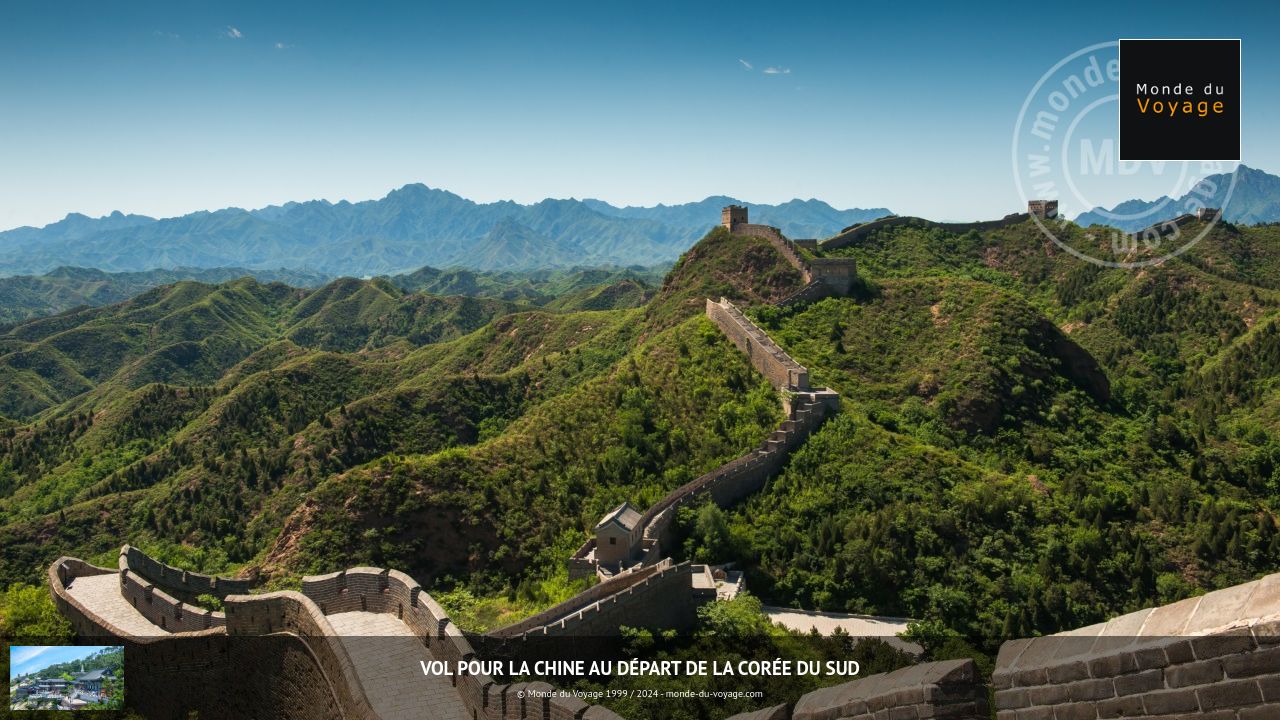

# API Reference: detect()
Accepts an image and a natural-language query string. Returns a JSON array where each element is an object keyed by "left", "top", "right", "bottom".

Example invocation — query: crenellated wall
[
  {"left": 505, "top": 562, "right": 714, "bottom": 638},
  {"left": 1130, "top": 212, "right": 1197, "bottom": 243},
  {"left": 50, "top": 548, "right": 1280, "bottom": 720},
  {"left": 633, "top": 395, "right": 829, "bottom": 556},
  {"left": 119, "top": 562, "right": 226, "bottom": 632},
  {"left": 730, "top": 223, "right": 813, "bottom": 281},
  {"left": 48, "top": 552, "right": 382, "bottom": 719},
  {"left": 494, "top": 562, "right": 669, "bottom": 637},
  {"left": 125, "top": 632, "right": 348, "bottom": 720},
  {"left": 119, "top": 543, "right": 255, "bottom": 602},
  {"left": 224, "top": 590, "right": 381, "bottom": 720},
  {"left": 707, "top": 297, "right": 810, "bottom": 391},
  {"left": 48, "top": 557, "right": 130, "bottom": 640},
  {"left": 728, "top": 221, "right": 857, "bottom": 303},
  {"left": 721, "top": 659, "right": 989, "bottom": 720},
  {"left": 994, "top": 571, "right": 1280, "bottom": 719},
  {"left": 774, "top": 280, "right": 830, "bottom": 308}
]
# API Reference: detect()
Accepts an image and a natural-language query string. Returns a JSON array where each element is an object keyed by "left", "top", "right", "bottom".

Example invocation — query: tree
[{"left": 0, "top": 583, "right": 73, "bottom": 641}]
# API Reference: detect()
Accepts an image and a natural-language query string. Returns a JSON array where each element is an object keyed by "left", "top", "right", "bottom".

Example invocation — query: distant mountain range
[
  {"left": 1076, "top": 164, "right": 1280, "bottom": 231},
  {"left": 0, "top": 188, "right": 889, "bottom": 277}
]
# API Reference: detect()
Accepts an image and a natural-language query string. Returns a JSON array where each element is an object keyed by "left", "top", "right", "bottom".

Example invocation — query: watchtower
[
  {"left": 1027, "top": 200, "right": 1059, "bottom": 219},
  {"left": 593, "top": 502, "right": 643, "bottom": 565},
  {"left": 722, "top": 204, "right": 748, "bottom": 230}
]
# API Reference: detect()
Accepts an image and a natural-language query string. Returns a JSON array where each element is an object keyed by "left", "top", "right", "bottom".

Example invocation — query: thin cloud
[
  {"left": 274, "top": 42, "right": 293, "bottom": 50},
  {"left": 153, "top": 30, "right": 180, "bottom": 40},
  {"left": 763, "top": 67, "right": 791, "bottom": 75},
  {"left": 225, "top": 26, "right": 243, "bottom": 39},
  {"left": 11, "top": 646, "right": 56, "bottom": 669},
  {"left": 738, "top": 58, "right": 753, "bottom": 71}
]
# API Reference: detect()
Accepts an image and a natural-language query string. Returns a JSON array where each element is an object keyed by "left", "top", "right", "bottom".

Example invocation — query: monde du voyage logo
[{"left": 1120, "top": 39, "right": 1241, "bottom": 161}]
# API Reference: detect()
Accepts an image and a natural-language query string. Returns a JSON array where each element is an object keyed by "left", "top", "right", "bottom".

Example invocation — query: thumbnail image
[{"left": 8, "top": 645, "right": 124, "bottom": 711}]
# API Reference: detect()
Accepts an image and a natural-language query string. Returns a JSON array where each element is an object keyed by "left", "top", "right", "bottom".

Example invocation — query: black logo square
[{"left": 1119, "top": 39, "right": 1240, "bottom": 161}]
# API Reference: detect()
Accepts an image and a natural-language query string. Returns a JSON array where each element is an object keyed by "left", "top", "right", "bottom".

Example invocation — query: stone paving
[
  {"left": 325, "top": 611, "right": 469, "bottom": 720},
  {"left": 762, "top": 606, "right": 921, "bottom": 654},
  {"left": 63, "top": 572, "right": 169, "bottom": 638}
]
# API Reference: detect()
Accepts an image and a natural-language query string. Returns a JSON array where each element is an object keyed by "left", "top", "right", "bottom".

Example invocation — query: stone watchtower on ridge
[
  {"left": 722, "top": 204, "right": 748, "bottom": 231},
  {"left": 1027, "top": 200, "right": 1059, "bottom": 219}
]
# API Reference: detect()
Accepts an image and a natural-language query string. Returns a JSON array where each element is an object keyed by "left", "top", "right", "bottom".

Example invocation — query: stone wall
[
  {"left": 775, "top": 280, "right": 833, "bottom": 308},
  {"left": 508, "top": 562, "right": 714, "bottom": 637},
  {"left": 994, "top": 571, "right": 1280, "bottom": 719},
  {"left": 126, "top": 633, "right": 348, "bottom": 720},
  {"left": 119, "top": 543, "right": 254, "bottom": 602},
  {"left": 48, "top": 557, "right": 129, "bottom": 639},
  {"left": 494, "top": 562, "right": 668, "bottom": 637},
  {"left": 730, "top": 222, "right": 860, "bottom": 301},
  {"left": 568, "top": 298, "right": 837, "bottom": 582},
  {"left": 719, "top": 660, "right": 988, "bottom": 720},
  {"left": 1131, "top": 212, "right": 1196, "bottom": 242},
  {"left": 292, "top": 565, "right": 649, "bottom": 719},
  {"left": 807, "top": 258, "right": 858, "bottom": 295},
  {"left": 225, "top": 590, "right": 381, "bottom": 720},
  {"left": 635, "top": 396, "right": 828, "bottom": 555},
  {"left": 52, "top": 546, "right": 1280, "bottom": 720},
  {"left": 119, "top": 563, "right": 225, "bottom": 632},
  {"left": 707, "top": 297, "right": 810, "bottom": 391},
  {"left": 821, "top": 213, "right": 1030, "bottom": 250}
]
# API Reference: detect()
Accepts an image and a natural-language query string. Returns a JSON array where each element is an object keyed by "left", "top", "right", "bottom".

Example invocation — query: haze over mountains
[
  {"left": 1075, "top": 164, "right": 1280, "bottom": 231},
  {"left": 0, "top": 187, "right": 890, "bottom": 277}
]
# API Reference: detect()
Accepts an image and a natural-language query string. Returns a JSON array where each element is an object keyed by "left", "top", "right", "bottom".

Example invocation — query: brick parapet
[
  {"left": 775, "top": 280, "right": 834, "bottom": 308},
  {"left": 492, "top": 562, "right": 668, "bottom": 638},
  {"left": 48, "top": 556, "right": 142, "bottom": 641},
  {"left": 514, "top": 562, "right": 708, "bottom": 638},
  {"left": 1131, "top": 212, "right": 1197, "bottom": 242},
  {"left": 789, "top": 659, "right": 988, "bottom": 720},
  {"left": 707, "top": 297, "right": 810, "bottom": 391},
  {"left": 119, "top": 564, "right": 226, "bottom": 632},
  {"left": 993, "top": 571, "right": 1280, "bottom": 719},
  {"left": 224, "top": 589, "right": 380, "bottom": 720},
  {"left": 119, "top": 543, "right": 254, "bottom": 600}
]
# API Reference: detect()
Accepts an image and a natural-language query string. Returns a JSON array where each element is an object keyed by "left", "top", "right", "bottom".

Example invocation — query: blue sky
[
  {"left": 1, "top": 0, "right": 1277, "bottom": 229},
  {"left": 9, "top": 645, "right": 118, "bottom": 679}
]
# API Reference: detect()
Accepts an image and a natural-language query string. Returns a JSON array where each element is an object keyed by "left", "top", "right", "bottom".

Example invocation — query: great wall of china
[{"left": 44, "top": 206, "right": 1280, "bottom": 719}]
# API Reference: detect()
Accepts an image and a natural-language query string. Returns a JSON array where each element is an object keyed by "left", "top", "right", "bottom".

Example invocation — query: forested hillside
[
  {"left": 683, "top": 219, "right": 1280, "bottom": 651},
  {"left": 1, "top": 219, "right": 1278, "bottom": 655},
  {"left": 0, "top": 229, "right": 801, "bottom": 622}
]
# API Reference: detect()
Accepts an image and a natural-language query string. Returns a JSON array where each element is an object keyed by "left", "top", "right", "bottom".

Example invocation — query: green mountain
[
  {"left": 0, "top": 266, "right": 331, "bottom": 326},
  {"left": 0, "top": 217, "right": 1277, "bottom": 659},
  {"left": 0, "top": 264, "right": 668, "bottom": 328},
  {"left": 704, "top": 218, "right": 1280, "bottom": 647}
]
